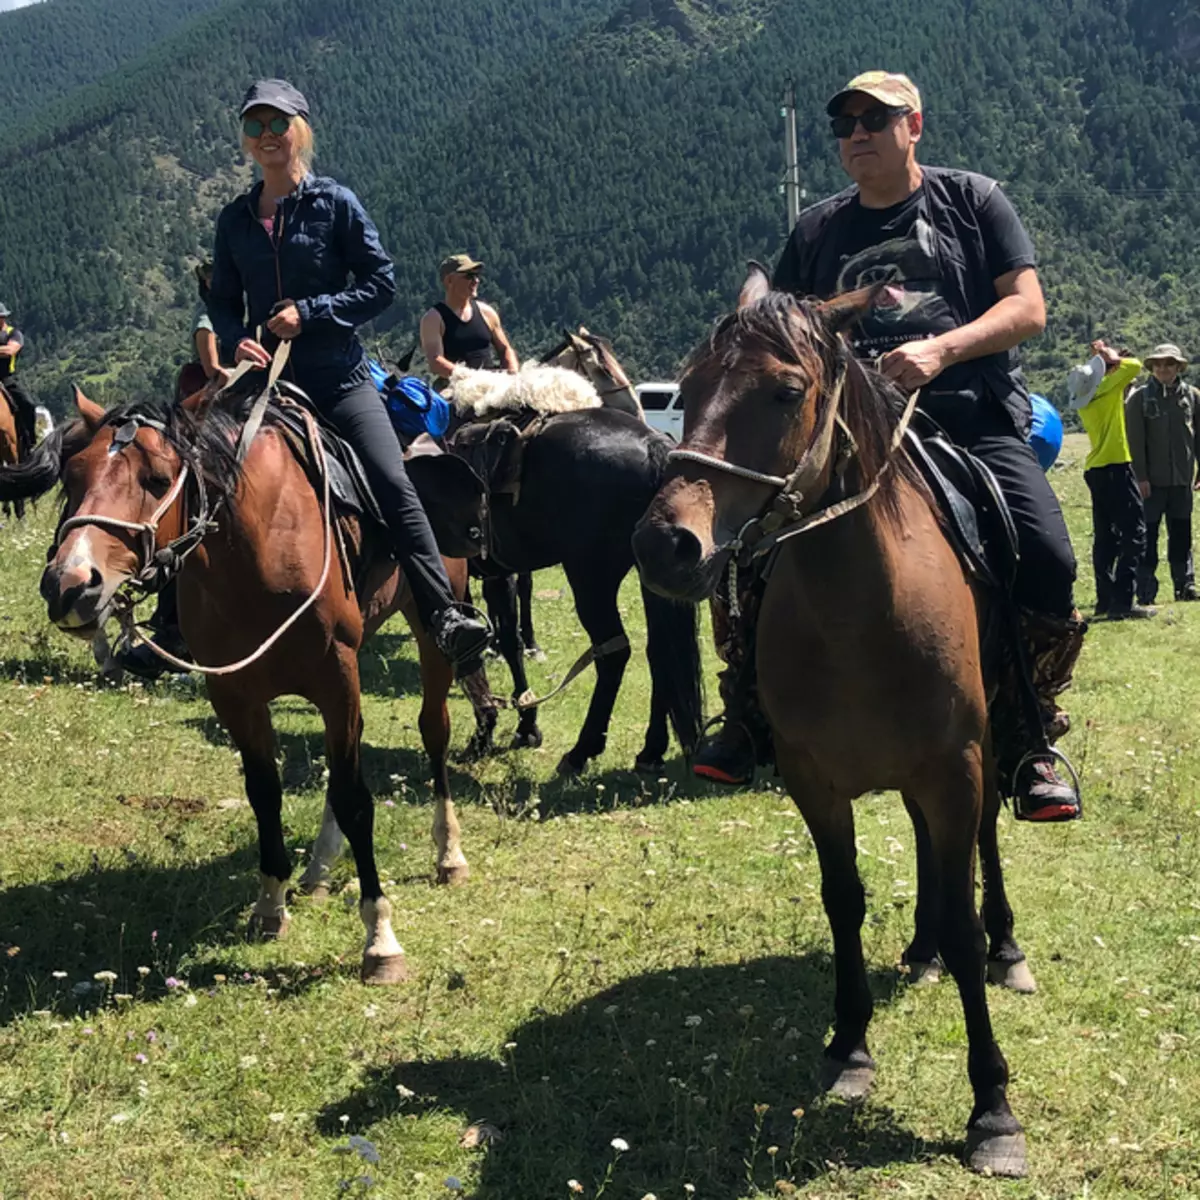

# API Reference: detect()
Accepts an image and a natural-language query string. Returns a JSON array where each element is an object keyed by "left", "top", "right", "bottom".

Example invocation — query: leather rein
[{"left": 666, "top": 356, "right": 921, "bottom": 569}]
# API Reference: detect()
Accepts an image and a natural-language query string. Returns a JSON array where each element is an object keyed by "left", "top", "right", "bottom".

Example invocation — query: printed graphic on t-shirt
[{"left": 835, "top": 214, "right": 957, "bottom": 361}]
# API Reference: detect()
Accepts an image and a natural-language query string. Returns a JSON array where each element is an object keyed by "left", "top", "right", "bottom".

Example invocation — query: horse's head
[
  {"left": 39, "top": 388, "right": 196, "bottom": 635},
  {"left": 633, "top": 265, "right": 875, "bottom": 602},
  {"left": 542, "top": 327, "right": 642, "bottom": 416}
]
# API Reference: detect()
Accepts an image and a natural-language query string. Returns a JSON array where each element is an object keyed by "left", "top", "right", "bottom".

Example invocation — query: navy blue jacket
[{"left": 208, "top": 173, "right": 395, "bottom": 397}]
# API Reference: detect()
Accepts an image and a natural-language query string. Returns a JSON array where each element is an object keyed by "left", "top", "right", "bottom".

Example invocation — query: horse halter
[
  {"left": 667, "top": 357, "right": 852, "bottom": 557},
  {"left": 666, "top": 351, "right": 921, "bottom": 569},
  {"left": 53, "top": 414, "right": 213, "bottom": 596}
]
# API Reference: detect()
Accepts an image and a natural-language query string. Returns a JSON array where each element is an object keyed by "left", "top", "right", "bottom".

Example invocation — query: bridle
[
  {"left": 53, "top": 414, "right": 216, "bottom": 598},
  {"left": 666, "top": 349, "right": 920, "bottom": 572},
  {"left": 52, "top": 342, "right": 336, "bottom": 677},
  {"left": 541, "top": 334, "right": 634, "bottom": 403}
]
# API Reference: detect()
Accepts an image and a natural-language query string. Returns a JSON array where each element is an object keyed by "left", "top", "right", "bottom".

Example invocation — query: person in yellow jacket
[{"left": 1069, "top": 339, "right": 1154, "bottom": 619}]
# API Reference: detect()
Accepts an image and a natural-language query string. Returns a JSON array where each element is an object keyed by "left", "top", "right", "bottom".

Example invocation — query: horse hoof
[
  {"left": 965, "top": 1126, "right": 1028, "bottom": 1178},
  {"left": 247, "top": 912, "right": 290, "bottom": 940},
  {"left": 556, "top": 754, "right": 585, "bottom": 777},
  {"left": 524, "top": 646, "right": 547, "bottom": 663},
  {"left": 299, "top": 880, "right": 332, "bottom": 902},
  {"left": 634, "top": 757, "right": 665, "bottom": 775},
  {"left": 460, "top": 735, "right": 497, "bottom": 762},
  {"left": 988, "top": 958, "right": 1037, "bottom": 994},
  {"left": 437, "top": 863, "right": 471, "bottom": 887},
  {"left": 511, "top": 729, "right": 543, "bottom": 750},
  {"left": 820, "top": 1052, "right": 875, "bottom": 1103},
  {"left": 907, "top": 960, "right": 942, "bottom": 986},
  {"left": 361, "top": 952, "right": 408, "bottom": 986}
]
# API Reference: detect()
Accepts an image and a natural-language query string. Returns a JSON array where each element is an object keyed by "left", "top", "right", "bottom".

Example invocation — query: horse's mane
[
  {"left": 683, "top": 291, "right": 925, "bottom": 524},
  {"left": 0, "top": 384, "right": 284, "bottom": 512}
]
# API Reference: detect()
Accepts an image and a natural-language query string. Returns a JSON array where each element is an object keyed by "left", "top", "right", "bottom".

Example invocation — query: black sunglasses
[
  {"left": 830, "top": 106, "right": 910, "bottom": 139},
  {"left": 242, "top": 115, "right": 292, "bottom": 138}
]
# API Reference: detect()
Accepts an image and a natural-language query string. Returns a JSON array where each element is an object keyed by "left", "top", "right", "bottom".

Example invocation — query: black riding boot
[
  {"left": 1008, "top": 607, "right": 1087, "bottom": 822},
  {"left": 113, "top": 580, "right": 190, "bottom": 681}
]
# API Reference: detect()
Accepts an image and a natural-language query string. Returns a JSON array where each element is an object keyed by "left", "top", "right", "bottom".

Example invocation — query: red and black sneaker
[
  {"left": 693, "top": 722, "right": 757, "bottom": 786},
  {"left": 1013, "top": 757, "right": 1081, "bottom": 822}
]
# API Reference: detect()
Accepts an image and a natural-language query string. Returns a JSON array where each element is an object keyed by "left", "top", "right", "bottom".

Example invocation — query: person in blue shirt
[{"left": 207, "top": 79, "right": 489, "bottom": 676}]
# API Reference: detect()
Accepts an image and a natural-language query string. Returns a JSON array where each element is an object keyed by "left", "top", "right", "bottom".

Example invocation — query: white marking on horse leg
[
  {"left": 298, "top": 801, "right": 344, "bottom": 895},
  {"left": 433, "top": 796, "right": 469, "bottom": 885},
  {"left": 360, "top": 895, "right": 407, "bottom": 984},
  {"left": 361, "top": 896, "right": 403, "bottom": 959},
  {"left": 248, "top": 874, "right": 290, "bottom": 938}
]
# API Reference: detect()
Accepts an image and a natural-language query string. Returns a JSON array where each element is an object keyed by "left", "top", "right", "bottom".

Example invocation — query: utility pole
[{"left": 782, "top": 79, "right": 802, "bottom": 231}]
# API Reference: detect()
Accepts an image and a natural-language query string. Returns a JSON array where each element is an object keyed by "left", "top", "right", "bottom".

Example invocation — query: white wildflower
[{"left": 610, "top": 1136, "right": 630, "bottom": 1152}]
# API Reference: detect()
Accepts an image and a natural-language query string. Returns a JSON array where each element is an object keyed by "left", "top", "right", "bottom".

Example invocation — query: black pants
[
  {"left": 315, "top": 366, "right": 455, "bottom": 628},
  {"left": 1139, "top": 485, "right": 1194, "bottom": 603},
  {"left": 936, "top": 401, "right": 1077, "bottom": 618},
  {"left": 1084, "top": 463, "right": 1146, "bottom": 612},
  {"left": 3, "top": 376, "right": 37, "bottom": 453}
]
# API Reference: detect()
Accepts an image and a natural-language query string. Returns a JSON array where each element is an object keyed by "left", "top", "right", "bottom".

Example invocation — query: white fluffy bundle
[{"left": 448, "top": 362, "right": 602, "bottom": 417}]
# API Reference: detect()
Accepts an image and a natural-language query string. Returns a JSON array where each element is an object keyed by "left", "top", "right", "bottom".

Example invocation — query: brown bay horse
[
  {"left": 632, "top": 267, "right": 1033, "bottom": 1177},
  {"left": 0, "top": 384, "right": 475, "bottom": 984},
  {"left": 0, "top": 382, "right": 26, "bottom": 518}
]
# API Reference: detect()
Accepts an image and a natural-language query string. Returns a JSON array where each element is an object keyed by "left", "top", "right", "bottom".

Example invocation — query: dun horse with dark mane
[
  {"left": 634, "top": 267, "right": 1035, "bottom": 1177},
  {"left": 0, "top": 381, "right": 477, "bottom": 984}
]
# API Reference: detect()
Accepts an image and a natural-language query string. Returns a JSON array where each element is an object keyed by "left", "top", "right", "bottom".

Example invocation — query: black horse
[{"left": 453, "top": 405, "right": 702, "bottom": 775}]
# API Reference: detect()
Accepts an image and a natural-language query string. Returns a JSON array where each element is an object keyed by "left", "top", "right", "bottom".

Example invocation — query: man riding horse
[
  {"left": 0, "top": 303, "right": 38, "bottom": 459},
  {"left": 694, "top": 71, "right": 1085, "bottom": 823}
]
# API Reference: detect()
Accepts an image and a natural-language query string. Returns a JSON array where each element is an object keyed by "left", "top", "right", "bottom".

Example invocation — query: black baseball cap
[{"left": 239, "top": 78, "right": 310, "bottom": 119}]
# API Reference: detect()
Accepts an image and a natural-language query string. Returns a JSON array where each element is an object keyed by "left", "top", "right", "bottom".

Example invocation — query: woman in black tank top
[{"left": 435, "top": 300, "right": 496, "bottom": 370}]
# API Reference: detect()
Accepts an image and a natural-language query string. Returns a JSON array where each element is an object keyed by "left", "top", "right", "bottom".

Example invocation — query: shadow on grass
[
  {"left": 0, "top": 847, "right": 351, "bottom": 1026},
  {"left": 180, "top": 710, "right": 700, "bottom": 818},
  {"left": 316, "top": 955, "right": 956, "bottom": 1197}
]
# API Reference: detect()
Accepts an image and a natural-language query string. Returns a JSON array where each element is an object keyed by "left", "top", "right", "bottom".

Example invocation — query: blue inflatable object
[
  {"left": 1028, "top": 393, "right": 1063, "bottom": 472},
  {"left": 369, "top": 359, "right": 452, "bottom": 440}
]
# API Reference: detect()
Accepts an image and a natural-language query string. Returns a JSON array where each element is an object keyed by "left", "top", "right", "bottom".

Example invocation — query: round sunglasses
[
  {"left": 242, "top": 115, "right": 292, "bottom": 138},
  {"left": 829, "top": 106, "right": 910, "bottom": 140}
]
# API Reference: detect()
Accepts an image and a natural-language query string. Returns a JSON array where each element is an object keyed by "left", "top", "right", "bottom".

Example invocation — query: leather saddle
[
  {"left": 250, "top": 381, "right": 486, "bottom": 560},
  {"left": 904, "top": 411, "right": 1019, "bottom": 595},
  {"left": 446, "top": 407, "right": 545, "bottom": 505}
]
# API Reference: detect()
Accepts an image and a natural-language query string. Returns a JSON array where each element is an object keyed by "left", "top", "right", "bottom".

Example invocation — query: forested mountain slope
[
  {"left": 1, "top": 0, "right": 1198, "bottom": 408},
  {"left": 0, "top": 0, "right": 225, "bottom": 120}
]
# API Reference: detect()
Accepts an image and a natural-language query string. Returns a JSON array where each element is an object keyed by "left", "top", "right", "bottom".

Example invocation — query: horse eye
[
  {"left": 143, "top": 473, "right": 172, "bottom": 497},
  {"left": 775, "top": 385, "right": 807, "bottom": 405}
]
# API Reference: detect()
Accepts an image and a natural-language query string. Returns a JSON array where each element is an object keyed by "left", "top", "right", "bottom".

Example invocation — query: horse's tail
[
  {"left": 641, "top": 582, "right": 704, "bottom": 756},
  {"left": 0, "top": 419, "right": 79, "bottom": 506}
]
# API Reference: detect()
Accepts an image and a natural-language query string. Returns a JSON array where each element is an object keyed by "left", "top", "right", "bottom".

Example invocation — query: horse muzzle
[
  {"left": 632, "top": 514, "right": 725, "bottom": 603},
  {"left": 40, "top": 556, "right": 118, "bottom": 633}
]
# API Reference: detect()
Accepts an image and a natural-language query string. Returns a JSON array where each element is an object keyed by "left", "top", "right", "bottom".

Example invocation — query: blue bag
[
  {"left": 369, "top": 358, "right": 451, "bottom": 440},
  {"left": 1027, "top": 393, "right": 1063, "bottom": 473}
]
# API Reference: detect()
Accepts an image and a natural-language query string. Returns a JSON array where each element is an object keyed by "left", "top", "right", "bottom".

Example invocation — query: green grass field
[{"left": 1, "top": 433, "right": 1198, "bottom": 1199}]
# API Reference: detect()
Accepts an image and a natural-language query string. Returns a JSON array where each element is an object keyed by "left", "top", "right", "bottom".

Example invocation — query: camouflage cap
[
  {"left": 439, "top": 253, "right": 484, "bottom": 278},
  {"left": 827, "top": 71, "right": 922, "bottom": 117}
]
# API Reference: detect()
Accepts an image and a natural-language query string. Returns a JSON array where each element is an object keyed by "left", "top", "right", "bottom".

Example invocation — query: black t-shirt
[{"left": 774, "top": 167, "right": 1037, "bottom": 436}]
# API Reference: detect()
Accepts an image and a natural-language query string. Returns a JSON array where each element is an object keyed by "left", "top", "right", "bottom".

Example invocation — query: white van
[{"left": 635, "top": 382, "right": 684, "bottom": 441}]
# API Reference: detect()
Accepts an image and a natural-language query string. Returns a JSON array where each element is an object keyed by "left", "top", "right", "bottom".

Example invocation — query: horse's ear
[
  {"left": 737, "top": 261, "right": 772, "bottom": 310},
  {"left": 73, "top": 386, "right": 105, "bottom": 431},
  {"left": 578, "top": 325, "right": 591, "bottom": 337},
  {"left": 817, "top": 283, "right": 888, "bottom": 335},
  {"left": 566, "top": 330, "right": 590, "bottom": 352}
]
